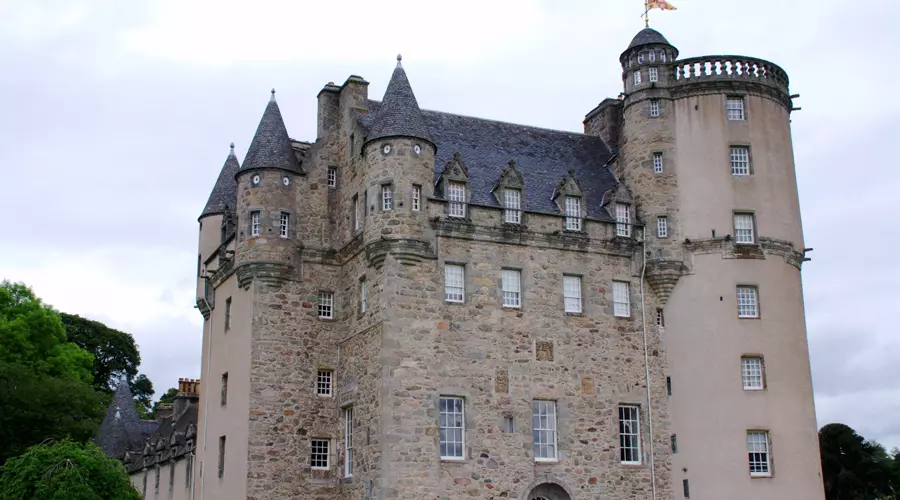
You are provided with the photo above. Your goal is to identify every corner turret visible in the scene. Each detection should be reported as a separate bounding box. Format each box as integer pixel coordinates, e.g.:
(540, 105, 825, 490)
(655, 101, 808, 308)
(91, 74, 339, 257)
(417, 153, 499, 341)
(197, 144, 240, 304)
(364, 55, 433, 148)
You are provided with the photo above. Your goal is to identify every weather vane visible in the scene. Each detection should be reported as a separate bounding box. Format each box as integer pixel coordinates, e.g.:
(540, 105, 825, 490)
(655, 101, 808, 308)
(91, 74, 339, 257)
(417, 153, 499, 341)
(642, 0, 677, 27)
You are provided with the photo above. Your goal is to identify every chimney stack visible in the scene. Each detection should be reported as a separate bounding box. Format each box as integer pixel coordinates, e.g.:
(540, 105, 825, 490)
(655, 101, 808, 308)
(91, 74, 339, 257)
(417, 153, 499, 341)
(174, 377, 200, 417)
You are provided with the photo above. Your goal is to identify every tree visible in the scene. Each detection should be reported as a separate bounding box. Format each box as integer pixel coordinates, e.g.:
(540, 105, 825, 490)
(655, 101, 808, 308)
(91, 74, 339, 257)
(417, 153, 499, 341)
(0, 439, 140, 500)
(131, 373, 154, 419)
(59, 313, 141, 392)
(150, 387, 179, 419)
(819, 423, 895, 500)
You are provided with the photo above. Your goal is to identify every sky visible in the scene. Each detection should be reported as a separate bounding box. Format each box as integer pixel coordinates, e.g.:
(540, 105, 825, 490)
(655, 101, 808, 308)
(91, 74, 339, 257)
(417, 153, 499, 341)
(0, 0, 898, 449)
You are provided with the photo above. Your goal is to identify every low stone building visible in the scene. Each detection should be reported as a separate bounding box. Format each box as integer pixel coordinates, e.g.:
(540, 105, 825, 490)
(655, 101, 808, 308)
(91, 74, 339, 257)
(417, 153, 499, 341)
(192, 27, 823, 500)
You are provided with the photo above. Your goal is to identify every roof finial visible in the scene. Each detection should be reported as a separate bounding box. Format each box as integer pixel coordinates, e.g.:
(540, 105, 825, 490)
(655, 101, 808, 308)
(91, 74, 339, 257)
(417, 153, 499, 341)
(270, 88, 276, 102)
(396, 54, 402, 67)
(229, 142, 235, 156)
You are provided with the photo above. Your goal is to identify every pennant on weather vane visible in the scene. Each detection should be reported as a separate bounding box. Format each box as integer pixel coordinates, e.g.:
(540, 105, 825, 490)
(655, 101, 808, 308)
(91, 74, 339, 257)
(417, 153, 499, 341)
(643, 0, 677, 27)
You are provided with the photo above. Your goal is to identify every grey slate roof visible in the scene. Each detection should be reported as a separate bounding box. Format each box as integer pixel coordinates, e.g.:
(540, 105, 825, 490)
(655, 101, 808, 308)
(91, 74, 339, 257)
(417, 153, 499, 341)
(627, 27, 673, 49)
(93, 380, 157, 460)
(200, 144, 240, 219)
(240, 92, 301, 173)
(364, 101, 618, 221)
(365, 59, 433, 146)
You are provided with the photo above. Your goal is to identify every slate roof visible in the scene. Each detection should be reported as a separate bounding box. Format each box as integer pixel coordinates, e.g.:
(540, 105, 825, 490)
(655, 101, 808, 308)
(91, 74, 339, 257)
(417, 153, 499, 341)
(124, 398, 198, 473)
(364, 101, 618, 221)
(200, 144, 240, 219)
(627, 27, 673, 50)
(240, 91, 301, 173)
(93, 380, 157, 460)
(364, 58, 433, 146)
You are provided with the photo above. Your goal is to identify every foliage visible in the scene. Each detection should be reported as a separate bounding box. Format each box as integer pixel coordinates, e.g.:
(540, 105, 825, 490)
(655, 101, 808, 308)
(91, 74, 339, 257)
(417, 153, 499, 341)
(0, 439, 140, 500)
(60, 313, 141, 392)
(150, 387, 179, 419)
(819, 423, 899, 500)
(131, 373, 154, 419)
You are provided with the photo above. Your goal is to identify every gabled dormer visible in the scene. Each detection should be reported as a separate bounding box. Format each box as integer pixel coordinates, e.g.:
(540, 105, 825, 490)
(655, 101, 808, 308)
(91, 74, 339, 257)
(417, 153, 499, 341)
(602, 183, 636, 238)
(492, 160, 525, 224)
(436, 152, 470, 218)
(553, 170, 584, 231)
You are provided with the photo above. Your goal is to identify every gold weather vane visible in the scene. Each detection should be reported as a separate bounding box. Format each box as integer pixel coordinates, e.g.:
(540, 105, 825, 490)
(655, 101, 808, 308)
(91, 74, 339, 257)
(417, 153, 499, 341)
(643, 0, 677, 27)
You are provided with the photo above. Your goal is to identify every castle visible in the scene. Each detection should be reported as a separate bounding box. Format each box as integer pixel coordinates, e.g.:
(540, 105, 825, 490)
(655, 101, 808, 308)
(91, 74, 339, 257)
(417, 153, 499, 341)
(187, 27, 824, 500)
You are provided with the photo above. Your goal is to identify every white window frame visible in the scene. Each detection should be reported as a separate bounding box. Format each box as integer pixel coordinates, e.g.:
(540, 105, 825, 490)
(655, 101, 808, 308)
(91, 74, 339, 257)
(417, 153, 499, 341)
(613, 280, 631, 318)
(250, 211, 260, 237)
(382, 184, 393, 211)
(737, 286, 759, 318)
(619, 405, 642, 464)
(565, 196, 581, 231)
(439, 396, 465, 460)
(316, 370, 333, 396)
(747, 431, 772, 477)
(532, 400, 558, 461)
(352, 195, 360, 231)
(727, 97, 745, 121)
(412, 184, 421, 211)
(653, 152, 663, 173)
(444, 264, 465, 303)
(327, 167, 336, 188)
(318, 292, 334, 319)
(344, 407, 353, 477)
(734, 213, 755, 244)
(501, 269, 522, 308)
(649, 66, 658, 82)
(656, 308, 665, 328)
(616, 203, 631, 237)
(310, 439, 330, 470)
(634, 70, 642, 85)
(563, 275, 582, 313)
(279, 212, 289, 238)
(657, 216, 668, 238)
(731, 147, 751, 176)
(359, 278, 367, 314)
(649, 99, 660, 117)
(504, 188, 521, 224)
(448, 182, 466, 218)
(742, 357, 764, 390)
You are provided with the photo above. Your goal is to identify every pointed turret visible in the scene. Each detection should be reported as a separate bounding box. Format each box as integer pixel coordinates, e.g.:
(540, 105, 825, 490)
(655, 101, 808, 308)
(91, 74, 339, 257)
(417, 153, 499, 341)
(366, 55, 433, 146)
(240, 89, 300, 173)
(200, 143, 240, 219)
(93, 380, 156, 459)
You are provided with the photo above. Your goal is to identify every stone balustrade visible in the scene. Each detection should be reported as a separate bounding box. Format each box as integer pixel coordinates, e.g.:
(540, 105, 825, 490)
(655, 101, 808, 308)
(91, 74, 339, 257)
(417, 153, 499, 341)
(668, 55, 791, 108)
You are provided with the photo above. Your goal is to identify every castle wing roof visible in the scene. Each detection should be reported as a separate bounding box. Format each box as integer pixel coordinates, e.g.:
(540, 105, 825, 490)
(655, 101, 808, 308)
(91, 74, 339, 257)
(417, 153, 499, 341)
(200, 146, 240, 219)
(365, 60, 432, 146)
(240, 94, 301, 173)
(364, 102, 617, 220)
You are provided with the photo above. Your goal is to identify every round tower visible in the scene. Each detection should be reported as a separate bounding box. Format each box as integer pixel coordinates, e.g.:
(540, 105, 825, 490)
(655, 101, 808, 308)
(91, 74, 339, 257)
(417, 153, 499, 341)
(197, 143, 240, 303)
(234, 90, 302, 284)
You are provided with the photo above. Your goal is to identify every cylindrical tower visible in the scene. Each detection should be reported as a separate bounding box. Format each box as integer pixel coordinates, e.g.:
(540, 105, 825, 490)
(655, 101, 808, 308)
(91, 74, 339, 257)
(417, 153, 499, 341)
(617, 28, 824, 500)
(197, 143, 240, 304)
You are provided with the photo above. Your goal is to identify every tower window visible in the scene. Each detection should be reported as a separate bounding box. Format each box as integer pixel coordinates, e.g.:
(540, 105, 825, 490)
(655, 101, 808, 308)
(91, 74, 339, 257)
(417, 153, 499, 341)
(221, 372, 228, 406)
(218, 436, 226, 478)
(344, 407, 353, 477)
(734, 213, 755, 244)
(730, 147, 751, 176)
(671, 434, 678, 453)
(250, 211, 260, 237)
(318, 292, 334, 319)
(657, 216, 668, 238)
(327, 167, 336, 188)
(439, 396, 465, 459)
(501, 269, 522, 308)
(683, 479, 690, 499)
(224, 297, 231, 330)
(532, 400, 558, 461)
(619, 405, 641, 464)
(736, 286, 759, 318)
(747, 431, 772, 476)
(649, 99, 660, 117)
(656, 308, 665, 327)
(311, 439, 330, 470)
(742, 357, 765, 390)
(447, 182, 466, 217)
(504, 188, 521, 224)
(412, 184, 421, 211)
(616, 203, 631, 237)
(352, 195, 360, 232)
(503, 416, 515, 433)
(359, 278, 367, 314)
(444, 264, 465, 303)
(653, 152, 664, 173)
(564, 196, 581, 231)
(279, 212, 289, 238)
(649, 67, 658, 82)
(381, 184, 393, 211)
(349, 134, 355, 161)
(317, 370, 333, 396)
(634, 70, 642, 85)
(727, 97, 745, 120)
(613, 280, 631, 317)
(563, 275, 582, 313)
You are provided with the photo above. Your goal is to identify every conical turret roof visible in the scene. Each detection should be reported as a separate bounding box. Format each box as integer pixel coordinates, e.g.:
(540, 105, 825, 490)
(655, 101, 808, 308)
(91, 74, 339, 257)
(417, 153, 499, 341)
(627, 27, 672, 49)
(366, 56, 433, 146)
(200, 143, 240, 219)
(240, 90, 300, 173)
(93, 380, 156, 459)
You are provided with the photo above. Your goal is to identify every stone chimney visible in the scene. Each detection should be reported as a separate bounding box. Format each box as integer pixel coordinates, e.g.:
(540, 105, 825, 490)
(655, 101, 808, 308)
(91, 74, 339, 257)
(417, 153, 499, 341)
(584, 97, 624, 149)
(173, 378, 200, 417)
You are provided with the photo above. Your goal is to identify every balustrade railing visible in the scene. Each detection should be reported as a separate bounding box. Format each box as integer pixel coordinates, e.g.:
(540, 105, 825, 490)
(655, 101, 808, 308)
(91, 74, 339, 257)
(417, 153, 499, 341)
(671, 55, 789, 92)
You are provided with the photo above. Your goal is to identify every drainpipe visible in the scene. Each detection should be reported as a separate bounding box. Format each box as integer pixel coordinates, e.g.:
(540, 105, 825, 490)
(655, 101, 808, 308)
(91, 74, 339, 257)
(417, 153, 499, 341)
(640, 235, 657, 499)
(198, 296, 213, 500)
(189, 451, 196, 500)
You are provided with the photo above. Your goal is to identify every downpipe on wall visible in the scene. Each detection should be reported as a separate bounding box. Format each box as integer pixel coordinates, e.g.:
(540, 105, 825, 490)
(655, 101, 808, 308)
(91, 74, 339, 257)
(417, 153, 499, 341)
(640, 236, 657, 500)
(198, 296, 213, 500)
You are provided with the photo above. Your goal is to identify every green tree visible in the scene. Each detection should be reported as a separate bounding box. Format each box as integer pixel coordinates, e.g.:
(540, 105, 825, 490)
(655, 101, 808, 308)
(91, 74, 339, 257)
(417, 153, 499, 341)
(0, 439, 140, 500)
(150, 387, 179, 419)
(819, 423, 894, 500)
(131, 373, 154, 419)
(59, 313, 141, 391)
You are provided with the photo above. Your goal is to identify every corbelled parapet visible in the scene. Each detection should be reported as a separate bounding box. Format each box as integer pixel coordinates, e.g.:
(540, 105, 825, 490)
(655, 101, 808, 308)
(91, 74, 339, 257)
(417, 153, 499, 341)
(645, 259, 688, 305)
(669, 55, 792, 110)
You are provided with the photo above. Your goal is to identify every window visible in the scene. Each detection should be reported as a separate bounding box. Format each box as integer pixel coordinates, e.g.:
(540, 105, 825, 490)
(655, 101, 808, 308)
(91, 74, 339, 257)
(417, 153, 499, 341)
(327, 167, 336, 187)
(657, 216, 668, 238)
(638, 52, 646, 63)
(666, 376, 672, 396)
(352, 195, 360, 231)
(563, 275, 582, 313)
(532, 400, 557, 461)
(671, 434, 678, 453)
(221, 372, 228, 406)
(727, 97, 745, 120)
(649, 99, 660, 117)
(412, 184, 421, 211)
(448, 182, 466, 217)
(279, 212, 289, 238)
(250, 211, 260, 237)
(616, 203, 631, 237)
(634, 70, 642, 85)
(737, 286, 759, 318)
(218, 436, 225, 478)
(317, 370, 333, 396)
(504, 188, 521, 224)
(656, 308, 665, 328)
(648, 50, 656, 62)
(318, 292, 334, 319)
(742, 357, 765, 390)
(747, 431, 771, 476)
(731, 147, 750, 176)
(659, 50, 667, 62)
(439, 396, 465, 459)
(613, 281, 630, 317)
(734, 213, 755, 244)
(564, 196, 581, 231)
(359, 278, 367, 314)
(382, 184, 393, 211)
(501, 269, 521, 308)
(649, 67, 658, 82)
(619, 405, 641, 464)
(653, 152, 663, 173)
(444, 264, 465, 303)
(683, 479, 690, 499)
(503, 416, 515, 433)
(224, 297, 231, 330)
(349, 134, 354, 161)
(311, 439, 330, 470)
(344, 407, 353, 477)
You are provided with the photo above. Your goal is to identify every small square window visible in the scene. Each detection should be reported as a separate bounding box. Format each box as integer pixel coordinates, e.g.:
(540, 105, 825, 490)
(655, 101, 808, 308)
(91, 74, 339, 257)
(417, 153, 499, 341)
(737, 286, 759, 318)
(311, 439, 330, 470)
(653, 152, 663, 173)
(412, 184, 422, 211)
(532, 400, 557, 461)
(317, 370, 333, 396)
(649, 67, 658, 82)
(250, 211, 260, 237)
(731, 147, 751, 176)
(501, 269, 521, 308)
(279, 212, 289, 238)
(727, 97, 745, 121)
(616, 204, 632, 237)
(613, 281, 631, 317)
(657, 216, 668, 238)
(649, 99, 660, 117)
(439, 397, 465, 459)
(563, 275, 582, 313)
(382, 184, 393, 211)
(327, 167, 336, 188)
(448, 182, 466, 217)
(318, 292, 334, 319)
(634, 70, 642, 85)
(504, 188, 521, 224)
(565, 197, 581, 231)
(747, 431, 771, 476)
(444, 264, 465, 303)
(619, 405, 641, 464)
(742, 357, 765, 390)
(734, 213, 755, 244)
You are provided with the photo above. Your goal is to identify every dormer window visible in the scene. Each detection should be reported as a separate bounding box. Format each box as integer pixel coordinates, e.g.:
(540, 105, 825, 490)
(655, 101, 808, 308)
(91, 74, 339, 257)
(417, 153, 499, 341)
(448, 182, 466, 218)
(616, 203, 632, 237)
(638, 52, 645, 64)
(504, 188, 521, 224)
(658, 50, 667, 62)
(565, 196, 581, 231)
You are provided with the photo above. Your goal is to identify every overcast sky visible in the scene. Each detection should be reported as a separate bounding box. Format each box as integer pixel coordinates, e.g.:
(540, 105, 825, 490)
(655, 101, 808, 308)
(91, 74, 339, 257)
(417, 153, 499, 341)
(1, 0, 898, 449)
